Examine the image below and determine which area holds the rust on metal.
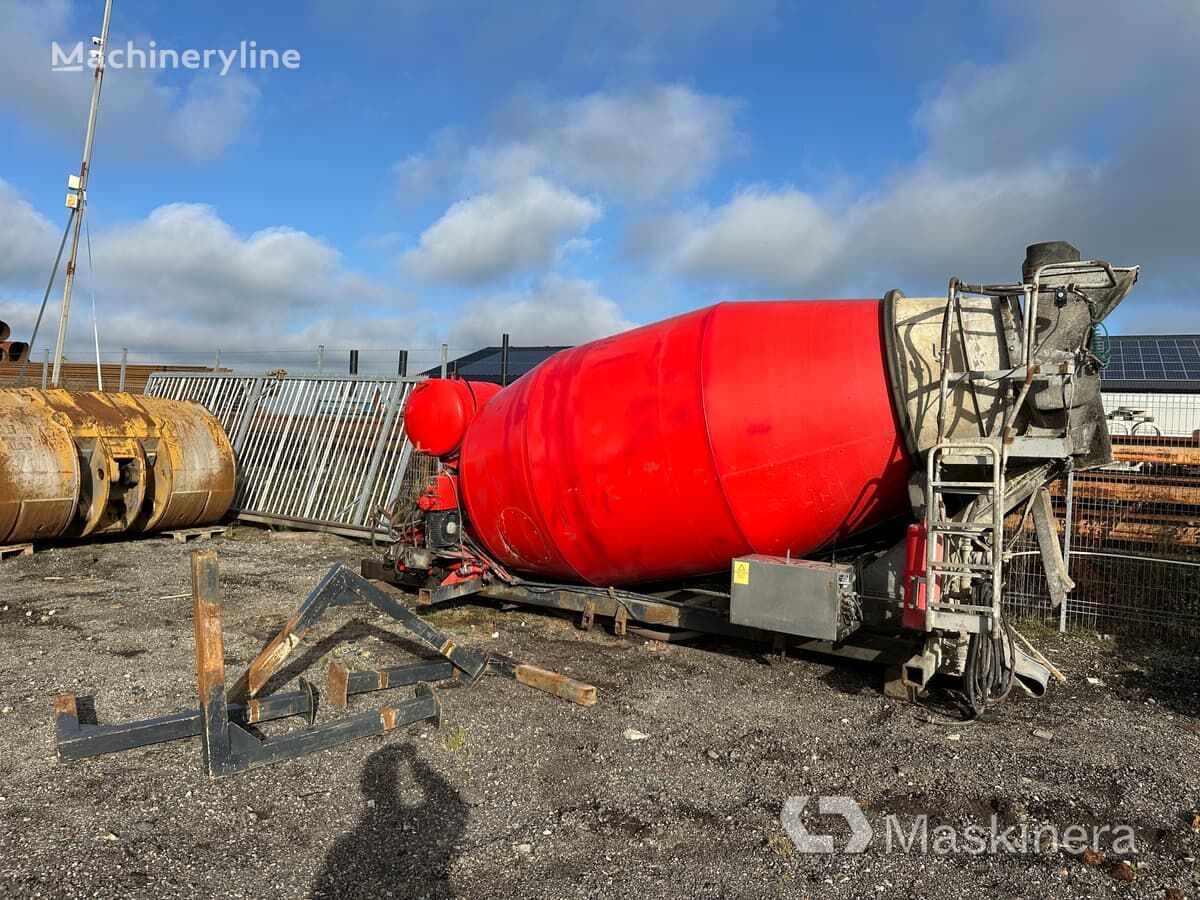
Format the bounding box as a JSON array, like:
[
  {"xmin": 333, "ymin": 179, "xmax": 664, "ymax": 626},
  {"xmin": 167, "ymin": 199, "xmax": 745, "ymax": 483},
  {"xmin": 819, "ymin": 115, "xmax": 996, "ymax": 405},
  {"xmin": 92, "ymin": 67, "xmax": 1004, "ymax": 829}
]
[
  {"xmin": 514, "ymin": 664, "xmax": 598, "ymax": 707},
  {"xmin": 613, "ymin": 604, "xmax": 628, "ymax": 635},
  {"xmin": 228, "ymin": 613, "xmax": 309, "ymax": 704},
  {"xmin": 379, "ymin": 706, "xmax": 399, "ymax": 730},
  {"xmin": 326, "ymin": 660, "xmax": 350, "ymax": 710},
  {"xmin": 192, "ymin": 550, "xmax": 227, "ymax": 711},
  {"xmin": 580, "ymin": 600, "xmax": 596, "ymax": 630},
  {"xmin": 52, "ymin": 692, "xmax": 78, "ymax": 720},
  {"xmin": 0, "ymin": 389, "xmax": 235, "ymax": 543},
  {"xmin": 247, "ymin": 699, "xmax": 263, "ymax": 724}
]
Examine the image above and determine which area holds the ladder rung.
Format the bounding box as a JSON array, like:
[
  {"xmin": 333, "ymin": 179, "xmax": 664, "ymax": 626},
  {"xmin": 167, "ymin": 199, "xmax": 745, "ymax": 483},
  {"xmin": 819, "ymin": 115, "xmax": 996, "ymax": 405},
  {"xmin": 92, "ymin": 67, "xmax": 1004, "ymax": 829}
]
[
  {"xmin": 929, "ymin": 560, "xmax": 995, "ymax": 573},
  {"xmin": 932, "ymin": 481, "xmax": 996, "ymax": 490},
  {"xmin": 930, "ymin": 603, "xmax": 997, "ymax": 615},
  {"xmin": 929, "ymin": 521, "xmax": 994, "ymax": 533}
]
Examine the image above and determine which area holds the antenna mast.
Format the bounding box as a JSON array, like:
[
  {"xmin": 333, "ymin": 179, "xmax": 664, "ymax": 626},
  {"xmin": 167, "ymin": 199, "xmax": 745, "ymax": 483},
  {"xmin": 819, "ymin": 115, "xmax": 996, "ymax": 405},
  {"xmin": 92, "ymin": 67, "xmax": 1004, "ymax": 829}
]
[{"xmin": 50, "ymin": 0, "xmax": 113, "ymax": 387}]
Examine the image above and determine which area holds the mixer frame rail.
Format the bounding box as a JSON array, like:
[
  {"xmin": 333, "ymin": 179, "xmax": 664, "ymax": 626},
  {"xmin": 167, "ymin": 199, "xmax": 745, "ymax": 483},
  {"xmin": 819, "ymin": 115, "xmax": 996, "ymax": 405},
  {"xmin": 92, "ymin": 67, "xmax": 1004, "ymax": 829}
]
[{"xmin": 54, "ymin": 550, "xmax": 598, "ymax": 776}]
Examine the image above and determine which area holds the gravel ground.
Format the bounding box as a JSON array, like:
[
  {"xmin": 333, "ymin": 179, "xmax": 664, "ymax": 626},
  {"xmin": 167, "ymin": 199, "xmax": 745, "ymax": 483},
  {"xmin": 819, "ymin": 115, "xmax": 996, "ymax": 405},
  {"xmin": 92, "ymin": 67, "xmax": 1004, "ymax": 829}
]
[{"xmin": 0, "ymin": 527, "xmax": 1197, "ymax": 899}]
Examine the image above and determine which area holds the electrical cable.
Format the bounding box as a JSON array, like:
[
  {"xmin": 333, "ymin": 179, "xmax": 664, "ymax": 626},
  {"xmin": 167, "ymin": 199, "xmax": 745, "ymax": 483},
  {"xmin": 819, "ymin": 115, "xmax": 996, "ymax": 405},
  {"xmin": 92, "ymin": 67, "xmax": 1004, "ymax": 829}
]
[
  {"xmin": 1089, "ymin": 320, "xmax": 1112, "ymax": 368},
  {"xmin": 16, "ymin": 210, "xmax": 76, "ymax": 387},
  {"xmin": 84, "ymin": 204, "xmax": 103, "ymax": 390}
]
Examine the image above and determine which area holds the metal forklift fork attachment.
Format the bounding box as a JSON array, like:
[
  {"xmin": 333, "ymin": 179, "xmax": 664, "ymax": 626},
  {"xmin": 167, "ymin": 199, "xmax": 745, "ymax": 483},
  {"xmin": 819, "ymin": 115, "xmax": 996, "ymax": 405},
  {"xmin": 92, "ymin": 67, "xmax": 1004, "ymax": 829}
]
[{"xmin": 53, "ymin": 549, "xmax": 596, "ymax": 776}]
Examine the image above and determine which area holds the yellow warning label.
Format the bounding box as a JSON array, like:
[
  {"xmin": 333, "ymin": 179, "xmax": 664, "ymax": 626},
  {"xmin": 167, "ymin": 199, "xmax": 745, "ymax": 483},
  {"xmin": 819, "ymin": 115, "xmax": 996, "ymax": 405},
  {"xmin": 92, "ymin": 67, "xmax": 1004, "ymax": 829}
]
[{"xmin": 732, "ymin": 560, "xmax": 750, "ymax": 585}]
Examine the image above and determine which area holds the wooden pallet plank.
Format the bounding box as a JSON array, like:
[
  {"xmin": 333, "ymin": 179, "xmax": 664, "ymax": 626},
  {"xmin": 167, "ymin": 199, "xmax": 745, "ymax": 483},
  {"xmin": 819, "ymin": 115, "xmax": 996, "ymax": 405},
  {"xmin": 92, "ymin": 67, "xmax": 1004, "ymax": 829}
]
[
  {"xmin": 1050, "ymin": 478, "xmax": 1200, "ymax": 506},
  {"xmin": 161, "ymin": 526, "xmax": 228, "ymax": 544},
  {"xmin": 1112, "ymin": 444, "xmax": 1200, "ymax": 467}
]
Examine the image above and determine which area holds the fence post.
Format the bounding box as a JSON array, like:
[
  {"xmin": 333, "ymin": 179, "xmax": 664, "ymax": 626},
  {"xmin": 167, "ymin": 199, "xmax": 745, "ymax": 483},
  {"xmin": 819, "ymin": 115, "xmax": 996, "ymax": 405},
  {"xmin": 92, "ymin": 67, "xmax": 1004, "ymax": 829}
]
[
  {"xmin": 1059, "ymin": 468, "xmax": 1075, "ymax": 633},
  {"xmin": 440, "ymin": 344, "xmax": 448, "ymax": 378},
  {"xmin": 41, "ymin": 349, "xmax": 49, "ymax": 388},
  {"xmin": 229, "ymin": 376, "xmax": 266, "ymax": 457},
  {"xmin": 353, "ymin": 380, "xmax": 407, "ymax": 526},
  {"xmin": 349, "ymin": 350, "xmax": 359, "ymax": 375},
  {"xmin": 317, "ymin": 344, "xmax": 325, "ymax": 374},
  {"xmin": 501, "ymin": 332, "xmax": 510, "ymax": 386},
  {"xmin": 397, "ymin": 350, "xmax": 408, "ymax": 376},
  {"xmin": 214, "ymin": 349, "xmax": 221, "ymax": 372},
  {"xmin": 118, "ymin": 347, "xmax": 128, "ymax": 392}
]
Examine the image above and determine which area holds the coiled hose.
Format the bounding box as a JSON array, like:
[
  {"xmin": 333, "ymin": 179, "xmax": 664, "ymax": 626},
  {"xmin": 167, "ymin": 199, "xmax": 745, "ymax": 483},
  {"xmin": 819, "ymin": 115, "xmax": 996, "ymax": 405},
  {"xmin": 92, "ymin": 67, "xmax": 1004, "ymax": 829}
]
[{"xmin": 964, "ymin": 619, "xmax": 1017, "ymax": 717}]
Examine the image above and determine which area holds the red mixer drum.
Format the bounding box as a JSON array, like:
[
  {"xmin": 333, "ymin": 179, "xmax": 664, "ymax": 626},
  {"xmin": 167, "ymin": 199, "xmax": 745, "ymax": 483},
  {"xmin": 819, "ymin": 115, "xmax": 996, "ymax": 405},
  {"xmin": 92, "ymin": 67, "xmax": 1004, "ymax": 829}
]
[{"xmin": 450, "ymin": 300, "xmax": 913, "ymax": 586}]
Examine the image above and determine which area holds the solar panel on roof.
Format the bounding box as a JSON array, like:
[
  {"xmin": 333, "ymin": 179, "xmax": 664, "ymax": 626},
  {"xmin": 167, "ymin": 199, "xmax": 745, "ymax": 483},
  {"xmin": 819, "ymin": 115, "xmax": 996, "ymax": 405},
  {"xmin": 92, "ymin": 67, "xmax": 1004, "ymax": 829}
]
[{"xmin": 1100, "ymin": 334, "xmax": 1200, "ymax": 386}]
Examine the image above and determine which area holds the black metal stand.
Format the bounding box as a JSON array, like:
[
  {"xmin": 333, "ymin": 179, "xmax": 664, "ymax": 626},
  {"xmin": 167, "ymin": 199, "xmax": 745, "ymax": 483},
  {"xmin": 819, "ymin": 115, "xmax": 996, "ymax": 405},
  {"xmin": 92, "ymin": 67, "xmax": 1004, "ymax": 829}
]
[{"xmin": 54, "ymin": 550, "xmax": 596, "ymax": 777}]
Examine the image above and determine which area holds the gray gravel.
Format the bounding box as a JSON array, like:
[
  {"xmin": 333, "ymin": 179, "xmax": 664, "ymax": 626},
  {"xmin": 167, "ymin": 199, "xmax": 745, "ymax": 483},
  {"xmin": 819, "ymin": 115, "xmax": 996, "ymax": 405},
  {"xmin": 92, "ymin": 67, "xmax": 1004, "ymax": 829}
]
[{"xmin": 0, "ymin": 527, "xmax": 1197, "ymax": 899}]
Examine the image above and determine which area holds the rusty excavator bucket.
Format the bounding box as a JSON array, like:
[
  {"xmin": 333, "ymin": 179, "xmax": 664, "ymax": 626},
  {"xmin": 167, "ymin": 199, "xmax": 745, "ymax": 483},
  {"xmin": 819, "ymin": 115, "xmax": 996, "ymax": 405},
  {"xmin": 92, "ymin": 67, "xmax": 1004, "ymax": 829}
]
[{"xmin": 53, "ymin": 550, "xmax": 596, "ymax": 776}]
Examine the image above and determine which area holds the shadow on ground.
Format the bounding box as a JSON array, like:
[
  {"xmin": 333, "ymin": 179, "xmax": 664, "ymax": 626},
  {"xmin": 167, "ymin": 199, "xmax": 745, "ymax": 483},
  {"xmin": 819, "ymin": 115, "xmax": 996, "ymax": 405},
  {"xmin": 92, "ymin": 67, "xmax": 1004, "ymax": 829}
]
[{"xmin": 311, "ymin": 743, "xmax": 467, "ymax": 899}]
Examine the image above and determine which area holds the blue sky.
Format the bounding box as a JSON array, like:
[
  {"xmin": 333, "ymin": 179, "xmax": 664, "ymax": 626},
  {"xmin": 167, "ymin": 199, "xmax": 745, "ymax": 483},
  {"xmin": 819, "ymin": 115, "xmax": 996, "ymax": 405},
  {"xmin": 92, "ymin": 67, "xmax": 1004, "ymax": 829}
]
[{"xmin": 0, "ymin": 0, "xmax": 1197, "ymax": 367}]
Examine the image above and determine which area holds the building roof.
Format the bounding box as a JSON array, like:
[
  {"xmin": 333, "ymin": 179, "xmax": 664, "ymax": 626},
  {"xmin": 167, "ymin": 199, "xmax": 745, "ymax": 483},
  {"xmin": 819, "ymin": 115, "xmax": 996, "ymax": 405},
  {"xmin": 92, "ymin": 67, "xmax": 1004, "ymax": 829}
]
[
  {"xmin": 422, "ymin": 346, "xmax": 567, "ymax": 385},
  {"xmin": 425, "ymin": 334, "xmax": 1200, "ymax": 393},
  {"xmin": 1101, "ymin": 334, "xmax": 1200, "ymax": 394}
]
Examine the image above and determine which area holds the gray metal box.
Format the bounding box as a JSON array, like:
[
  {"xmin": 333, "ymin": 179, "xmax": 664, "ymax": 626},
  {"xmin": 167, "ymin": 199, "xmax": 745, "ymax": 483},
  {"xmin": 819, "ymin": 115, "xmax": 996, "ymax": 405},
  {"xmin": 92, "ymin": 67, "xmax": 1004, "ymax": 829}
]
[{"xmin": 728, "ymin": 555, "xmax": 859, "ymax": 642}]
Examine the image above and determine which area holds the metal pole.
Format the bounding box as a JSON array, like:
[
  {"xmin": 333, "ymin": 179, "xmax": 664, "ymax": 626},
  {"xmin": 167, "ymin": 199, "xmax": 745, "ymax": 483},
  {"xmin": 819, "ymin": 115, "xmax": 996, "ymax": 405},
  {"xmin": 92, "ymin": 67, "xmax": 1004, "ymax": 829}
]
[
  {"xmin": 214, "ymin": 349, "xmax": 221, "ymax": 372},
  {"xmin": 41, "ymin": 348, "xmax": 50, "ymax": 388},
  {"xmin": 349, "ymin": 350, "xmax": 359, "ymax": 375},
  {"xmin": 1059, "ymin": 469, "xmax": 1074, "ymax": 633},
  {"xmin": 397, "ymin": 350, "xmax": 408, "ymax": 376},
  {"xmin": 439, "ymin": 344, "xmax": 448, "ymax": 378},
  {"xmin": 500, "ymin": 332, "xmax": 510, "ymax": 386},
  {"xmin": 316, "ymin": 344, "xmax": 324, "ymax": 374},
  {"xmin": 118, "ymin": 347, "xmax": 127, "ymax": 391},
  {"xmin": 51, "ymin": 0, "xmax": 114, "ymax": 388}
]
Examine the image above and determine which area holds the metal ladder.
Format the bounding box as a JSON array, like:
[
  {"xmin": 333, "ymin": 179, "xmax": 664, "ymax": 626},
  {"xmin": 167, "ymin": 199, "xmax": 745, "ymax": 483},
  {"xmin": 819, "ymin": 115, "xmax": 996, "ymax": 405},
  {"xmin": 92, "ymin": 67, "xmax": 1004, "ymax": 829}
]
[
  {"xmin": 922, "ymin": 274, "xmax": 1034, "ymax": 635},
  {"xmin": 924, "ymin": 439, "xmax": 1005, "ymax": 634}
]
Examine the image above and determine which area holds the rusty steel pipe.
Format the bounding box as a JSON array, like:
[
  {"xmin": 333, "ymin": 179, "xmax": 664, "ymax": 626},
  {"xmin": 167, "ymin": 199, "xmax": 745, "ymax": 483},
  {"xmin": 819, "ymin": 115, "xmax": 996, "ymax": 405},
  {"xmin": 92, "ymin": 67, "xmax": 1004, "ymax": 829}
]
[
  {"xmin": 0, "ymin": 341, "xmax": 30, "ymax": 362},
  {"xmin": 0, "ymin": 388, "xmax": 235, "ymax": 544}
]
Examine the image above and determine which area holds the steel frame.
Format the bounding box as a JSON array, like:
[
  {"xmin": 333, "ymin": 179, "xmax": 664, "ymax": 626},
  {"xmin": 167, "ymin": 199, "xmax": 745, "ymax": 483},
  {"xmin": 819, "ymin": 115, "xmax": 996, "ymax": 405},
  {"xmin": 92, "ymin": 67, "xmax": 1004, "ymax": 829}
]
[{"xmin": 54, "ymin": 550, "xmax": 596, "ymax": 776}]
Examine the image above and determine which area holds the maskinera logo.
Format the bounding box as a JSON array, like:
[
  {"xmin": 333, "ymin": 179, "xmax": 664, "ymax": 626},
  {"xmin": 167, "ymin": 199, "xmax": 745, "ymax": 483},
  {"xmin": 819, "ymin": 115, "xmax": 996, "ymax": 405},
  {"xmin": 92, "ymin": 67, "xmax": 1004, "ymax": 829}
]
[{"xmin": 781, "ymin": 795, "xmax": 1137, "ymax": 856}]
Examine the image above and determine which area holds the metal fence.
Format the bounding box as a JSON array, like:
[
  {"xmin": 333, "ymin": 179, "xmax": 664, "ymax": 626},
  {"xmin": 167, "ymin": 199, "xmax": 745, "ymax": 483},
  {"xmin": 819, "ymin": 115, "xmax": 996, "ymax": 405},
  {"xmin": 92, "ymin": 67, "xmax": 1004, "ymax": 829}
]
[
  {"xmin": 1007, "ymin": 392, "xmax": 1200, "ymax": 640},
  {"xmin": 145, "ymin": 372, "xmax": 431, "ymax": 538}
]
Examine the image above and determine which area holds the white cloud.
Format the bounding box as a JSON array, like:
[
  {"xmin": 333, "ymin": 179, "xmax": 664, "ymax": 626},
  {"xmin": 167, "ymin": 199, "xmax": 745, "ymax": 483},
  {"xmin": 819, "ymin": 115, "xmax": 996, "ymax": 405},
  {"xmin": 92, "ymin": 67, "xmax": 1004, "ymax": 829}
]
[
  {"xmin": 399, "ymin": 84, "xmax": 740, "ymax": 204},
  {"xmin": 402, "ymin": 178, "xmax": 602, "ymax": 285},
  {"xmin": 0, "ymin": 181, "xmax": 61, "ymax": 290},
  {"xmin": 0, "ymin": 180, "xmax": 413, "ymax": 356},
  {"xmin": 494, "ymin": 85, "xmax": 741, "ymax": 200},
  {"xmin": 0, "ymin": 1, "xmax": 259, "ymax": 164},
  {"xmin": 653, "ymin": 1, "xmax": 1200, "ymax": 304},
  {"xmin": 450, "ymin": 274, "xmax": 636, "ymax": 346},
  {"xmin": 667, "ymin": 187, "xmax": 842, "ymax": 288}
]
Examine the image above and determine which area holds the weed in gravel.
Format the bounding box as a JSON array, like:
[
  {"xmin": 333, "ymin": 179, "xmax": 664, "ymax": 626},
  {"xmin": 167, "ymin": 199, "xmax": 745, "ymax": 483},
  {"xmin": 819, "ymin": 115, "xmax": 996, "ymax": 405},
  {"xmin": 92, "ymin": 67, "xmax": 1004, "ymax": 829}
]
[
  {"xmin": 439, "ymin": 723, "xmax": 471, "ymax": 762},
  {"xmin": 765, "ymin": 832, "xmax": 794, "ymax": 860}
]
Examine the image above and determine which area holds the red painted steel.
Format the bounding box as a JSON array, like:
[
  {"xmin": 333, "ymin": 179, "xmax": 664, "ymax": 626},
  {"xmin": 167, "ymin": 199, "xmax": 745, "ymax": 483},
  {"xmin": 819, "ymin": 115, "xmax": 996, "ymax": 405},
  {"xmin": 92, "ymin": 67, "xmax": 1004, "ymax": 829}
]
[
  {"xmin": 443, "ymin": 300, "xmax": 912, "ymax": 585},
  {"xmin": 403, "ymin": 379, "xmax": 501, "ymax": 459}
]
